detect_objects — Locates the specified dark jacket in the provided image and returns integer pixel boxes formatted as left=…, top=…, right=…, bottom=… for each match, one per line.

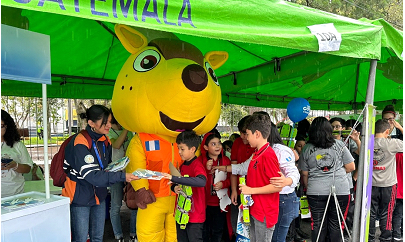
left=62, top=125, right=125, bottom=206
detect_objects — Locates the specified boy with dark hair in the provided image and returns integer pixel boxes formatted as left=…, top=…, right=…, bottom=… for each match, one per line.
left=162, top=130, right=207, bottom=242
left=369, top=119, right=403, bottom=242
left=229, top=115, right=255, bottom=237
left=239, top=113, right=282, bottom=241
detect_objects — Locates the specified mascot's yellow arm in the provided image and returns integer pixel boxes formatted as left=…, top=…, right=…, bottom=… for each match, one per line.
left=126, top=134, right=149, bottom=191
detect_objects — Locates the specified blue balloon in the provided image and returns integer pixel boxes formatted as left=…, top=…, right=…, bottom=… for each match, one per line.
left=287, top=98, right=311, bottom=123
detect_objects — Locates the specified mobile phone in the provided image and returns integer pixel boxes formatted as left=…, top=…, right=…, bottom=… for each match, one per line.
left=1, top=158, right=13, bottom=164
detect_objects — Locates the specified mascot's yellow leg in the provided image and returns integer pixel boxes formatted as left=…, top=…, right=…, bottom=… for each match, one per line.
left=137, top=196, right=177, bottom=242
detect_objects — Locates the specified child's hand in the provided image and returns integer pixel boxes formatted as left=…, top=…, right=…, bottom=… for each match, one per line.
left=349, top=130, right=360, bottom=142
left=270, top=172, right=287, bottom=188
left=213, top=165, right=225, bottom=172
left=162, top=173, right=172, bottom=181
left=206, top=159, right=213, bottom=170
left=174, top=185, right=182, bottom=194
left=231, top=191, right=238, bottom=205
left=214, top=181, right=223, bottom=191
left=239, top=183, right=253, bottom=195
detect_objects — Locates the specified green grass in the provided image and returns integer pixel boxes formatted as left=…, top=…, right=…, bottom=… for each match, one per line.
left=21, top=135, right=70, bottom=145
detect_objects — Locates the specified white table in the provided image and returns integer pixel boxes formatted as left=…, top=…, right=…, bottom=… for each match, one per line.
left=1, top=191, right=70, bottom=242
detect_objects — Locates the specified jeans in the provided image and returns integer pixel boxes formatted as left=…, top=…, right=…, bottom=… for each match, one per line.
left=110, top=182, right=138, bottom=239
left=71, top=200, right=106, bottom=242
left=203, top=205, right=226, bottom=242
left=369, top=186, right=397, bottom=242
left=307, top=194, right=350, bottom=242
left=250, top=215, right=275, bottom=242
left=392, top=199, right=403, bottom=239
left=272, top=192, right=300, bottom=242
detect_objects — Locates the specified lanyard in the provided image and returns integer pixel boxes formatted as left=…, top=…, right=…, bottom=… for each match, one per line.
left=92, top=140, right=105, bottom=170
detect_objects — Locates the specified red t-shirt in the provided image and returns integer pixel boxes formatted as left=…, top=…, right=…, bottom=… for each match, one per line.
left=396, top=153, right=403, bottom=199
left=180, top=158, right=207, bottom=223
left=198, top=155, right=231, bottom=207
left=231, top=137, right=256, bottom=164
left=231, top=137, right=256, bottom=195
left=247, top=143, right=280, bottom=228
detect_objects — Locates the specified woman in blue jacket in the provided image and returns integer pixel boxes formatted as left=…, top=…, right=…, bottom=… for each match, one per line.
left=62, top=105, right=139, bottom=242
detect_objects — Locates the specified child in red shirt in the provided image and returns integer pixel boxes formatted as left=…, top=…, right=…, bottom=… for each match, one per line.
left=199, top=132, right=231, bottom=242
left=230, top=115, right=256, bottom=237
left=162, top=130, right=207, bottom=242
left=239, top=113, right=282, bottom=242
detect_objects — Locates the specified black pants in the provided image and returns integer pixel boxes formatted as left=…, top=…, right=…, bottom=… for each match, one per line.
left=369, top=185, right=397, bottom=242
left=345, top=188, right=355, bottom=231
left=307, top=194, right=350, bottom=242
left=203, top=205, right=226, bottom=242
left=230, top=196, right=241, bottom=236
left=177, top=222, right=204, bottom=242
left=392, top=198, right=403, bottom=239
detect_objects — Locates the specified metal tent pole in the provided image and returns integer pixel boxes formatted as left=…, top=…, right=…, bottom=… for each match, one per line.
left=352, top=59, right=377, bottom=242
left=42, top=84, right=50, bottom=199
left=68, top=99, right=73, bottom=136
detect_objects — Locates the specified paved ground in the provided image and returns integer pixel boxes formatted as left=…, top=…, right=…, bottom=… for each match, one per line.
left=102, top=205, right=314, bottom=242
left=103, top=205, right=384, bottom=242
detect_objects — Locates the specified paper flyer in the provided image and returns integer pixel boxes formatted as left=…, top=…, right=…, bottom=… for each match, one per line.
left=105, top=156, right=130, bottom=172
left=1, top=196, right=45, bottom=211
left=133, top=168, right=164, bottom=180
left=214, top=170, right=231, bottom=211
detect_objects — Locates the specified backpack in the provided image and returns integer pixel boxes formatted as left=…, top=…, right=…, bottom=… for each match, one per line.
left=50, top=130, right=92, bottom=187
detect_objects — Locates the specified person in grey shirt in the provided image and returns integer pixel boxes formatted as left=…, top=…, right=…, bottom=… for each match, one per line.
left=298, top=117, right=355, bottom=242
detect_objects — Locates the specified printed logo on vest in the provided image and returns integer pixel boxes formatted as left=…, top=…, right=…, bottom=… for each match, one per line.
left=145, top=140, right=160, bottom=151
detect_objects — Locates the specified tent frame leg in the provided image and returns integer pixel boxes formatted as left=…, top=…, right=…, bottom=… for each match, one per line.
left=352, top=59, right=377, bottom=242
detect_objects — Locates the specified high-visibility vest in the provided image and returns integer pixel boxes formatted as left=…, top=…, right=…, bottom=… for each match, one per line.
left=139, top=133, right=183, bottom=197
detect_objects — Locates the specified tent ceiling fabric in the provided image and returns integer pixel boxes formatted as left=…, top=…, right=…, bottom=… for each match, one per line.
left=1, top=1, right=402, bottom=111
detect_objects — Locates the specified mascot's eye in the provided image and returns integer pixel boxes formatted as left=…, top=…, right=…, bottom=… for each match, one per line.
left=205, top=62, right=219, bottom=86
left=133, top=49, right=161, bottom=72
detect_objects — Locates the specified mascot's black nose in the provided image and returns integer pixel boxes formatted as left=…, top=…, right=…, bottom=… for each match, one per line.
left=182, top=64, right=208, bottom=92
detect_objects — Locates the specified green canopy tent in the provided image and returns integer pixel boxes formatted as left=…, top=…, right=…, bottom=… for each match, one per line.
left=1, top=0, right=402, bottom=111
left=1, top=1, right=403, bottom=241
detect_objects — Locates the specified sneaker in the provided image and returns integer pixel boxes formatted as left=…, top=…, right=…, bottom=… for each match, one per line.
left=129, top=236, right=137, bottom=242
left=393, top=237, right=403, bottom=242
left=116, top=238, right=125, bottom=242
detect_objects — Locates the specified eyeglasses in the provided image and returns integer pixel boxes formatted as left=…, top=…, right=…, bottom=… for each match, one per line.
left=208, top=142, right=222, bottom=147
left=332, top=125, right=342, bottom=129
left=1, top=124, right=6, bottom=129
left=383, top=118, right=395, bottom=122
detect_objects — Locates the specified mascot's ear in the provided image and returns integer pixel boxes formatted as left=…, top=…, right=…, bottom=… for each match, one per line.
left=205, top=51, right=229, bottom=70
left=115, top=24, right=148, bottom=54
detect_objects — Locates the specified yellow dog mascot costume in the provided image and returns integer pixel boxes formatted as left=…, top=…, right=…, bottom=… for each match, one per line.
left=111, top=24, right=228, bottom=242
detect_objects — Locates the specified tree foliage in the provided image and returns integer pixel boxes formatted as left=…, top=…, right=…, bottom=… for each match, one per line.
left=288, top=0, right=403, bottom=30
left=220, top=104, right=249, bottom=133
left=73, top=99, right=111, bottom=130
left=1, top=96, right=34, bottom=128
left=1, top=96, right=65, bottom=139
